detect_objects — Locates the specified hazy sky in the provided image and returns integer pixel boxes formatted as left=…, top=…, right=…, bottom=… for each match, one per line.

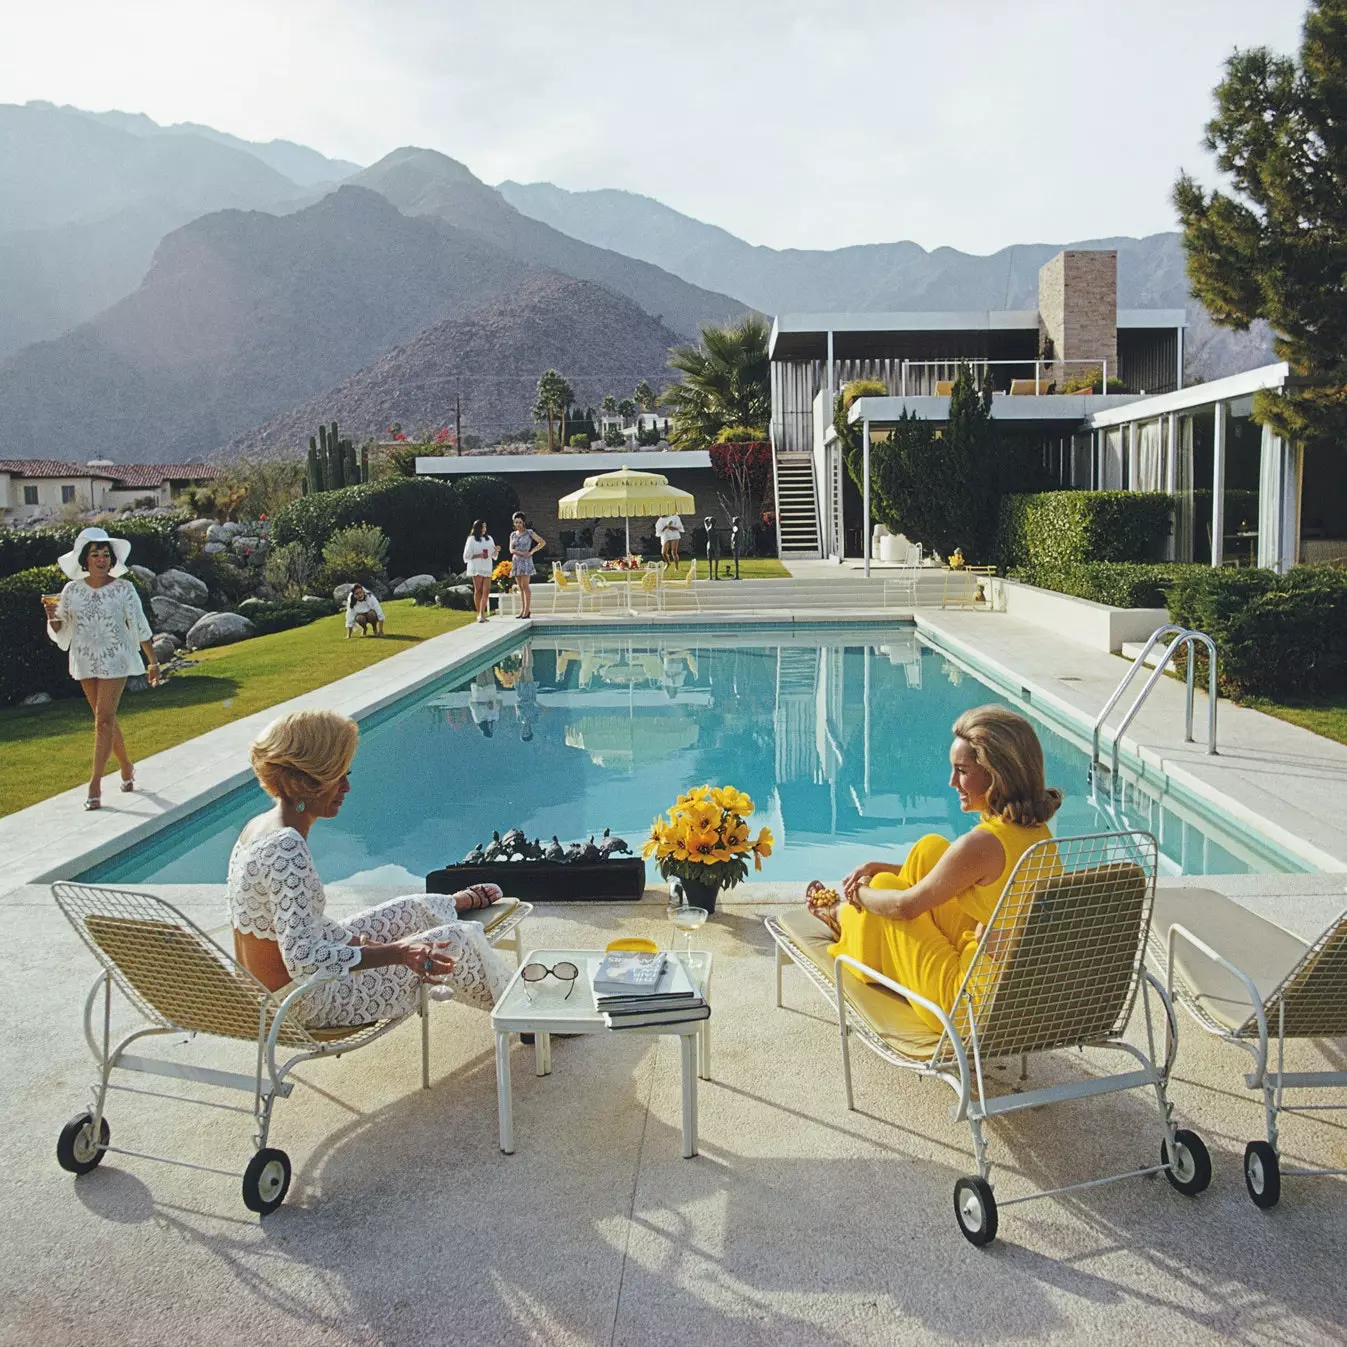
left=4, top=0, right=1309, bottom=254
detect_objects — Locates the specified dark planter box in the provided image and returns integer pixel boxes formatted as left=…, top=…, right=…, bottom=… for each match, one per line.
left=426, top=858, right=647, bottom=903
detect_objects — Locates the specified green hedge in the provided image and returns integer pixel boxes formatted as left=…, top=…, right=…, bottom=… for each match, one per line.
left=996, top=491, right=1175, bottom=569
left=0, top=566, right=78, bottom=705
left=1166, top=566, right=1347, bottom=699
left=271, top=477, right=518, bottom=576
left=0, top=517, right=185, bottom=578
left=236, top=599, right=339, bottom=636
left=1012, top=562, right=1203, bottom=609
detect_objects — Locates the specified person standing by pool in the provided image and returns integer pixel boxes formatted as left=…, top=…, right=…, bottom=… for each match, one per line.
left=344, top=583, right=385, bottom=639
left=515, top=644, right=538, bottom=741
left=656, top=513, right=685, bottom=570
left=227, top=709, right=512, bottom=1027
left=508, top=512, right=546, bottom=619
left=463, top=519, right=498, bottom=624
left=806, top=705, right=1062, bottom=1030
left=43, top=527, right=159, bottom=811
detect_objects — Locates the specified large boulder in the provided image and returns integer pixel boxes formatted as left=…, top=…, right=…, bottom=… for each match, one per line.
left=177, top=518, right=213, bottom=540
left=205, top=523, right=231, bottom=544
left=150, top=596, right=206, bottom=636
left=128, top=564, right=157, bottom=587
left=154, top=568, right=209, bottom=605
left=231, top=535, right=262, bottom=556
left=437, top=585, right=475, bottom=610
left=151, top=633, right=180, bottom=663
left=221, top=521, right=247, bottom=538
left=393, top=573, right=436, bottom=598
left=333, top=582, right=354, bottom=606
left=202, top=541, right=227, bottom=555
left=187, top=611, right=257, bottom=650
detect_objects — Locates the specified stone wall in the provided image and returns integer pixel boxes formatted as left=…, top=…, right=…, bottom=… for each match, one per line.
left=1038, top=250, right=1118, bottom=390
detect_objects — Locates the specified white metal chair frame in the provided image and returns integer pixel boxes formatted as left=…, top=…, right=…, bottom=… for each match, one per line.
left=1152, top=909, right=1347, bottom=1208
left=766, top=832, right=1210, bottom=1245
left=51, top=882, right=530, bottom=1215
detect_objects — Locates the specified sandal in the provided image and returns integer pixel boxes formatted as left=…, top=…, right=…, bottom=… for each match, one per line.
left=458, top=882, right=502, bottom=912
left=805, top=880, right=842, bottom=939
left=120, top=772, right=135, bottom=793
left=84, top=797, right=101, bottom=811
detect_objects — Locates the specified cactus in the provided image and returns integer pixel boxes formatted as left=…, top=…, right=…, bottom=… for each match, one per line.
left=306, top=436, right=324, bottom=494
left=344, top=439, right=358, bottom=486
left=360, top=442, right=370, bottom=483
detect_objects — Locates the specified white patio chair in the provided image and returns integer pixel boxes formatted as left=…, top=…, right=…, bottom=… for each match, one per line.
left=1149, top=888, right=1347, bottom=1209
left=51, top=883, right=530, bottom=1216
left=663, top=559, right=701, bottom=611
left=575, top=565, right=623, bottom=614
left=765, top=832, right=1210, bottom=1246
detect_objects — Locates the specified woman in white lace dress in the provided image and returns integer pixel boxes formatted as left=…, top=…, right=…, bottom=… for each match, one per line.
left=228, top=709, right=513, bottom=1027
left=43, top=527, right=159, bottom=811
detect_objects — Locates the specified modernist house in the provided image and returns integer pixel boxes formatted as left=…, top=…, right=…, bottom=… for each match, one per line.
left=768, top=249, right=1336, bottom=572
left=0, top=460, right=223, bottom=522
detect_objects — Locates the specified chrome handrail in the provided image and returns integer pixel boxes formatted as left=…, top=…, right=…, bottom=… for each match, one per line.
left=1091, top=625, right=1218, bottom=783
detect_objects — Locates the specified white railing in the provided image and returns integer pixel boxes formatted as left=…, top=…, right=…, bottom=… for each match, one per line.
left=888, top=358, right=1112, bottom=397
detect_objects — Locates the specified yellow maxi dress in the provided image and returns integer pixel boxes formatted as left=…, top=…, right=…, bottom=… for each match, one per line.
left=828, top=815, right=1053, bottom=1030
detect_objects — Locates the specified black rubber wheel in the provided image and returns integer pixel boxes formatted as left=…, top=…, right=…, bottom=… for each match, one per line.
left=241, top=1148, right=291, bottom=1216
left=1244, top=1140, right=1281, bottom=1209
left=56, top=1112, right=109, bottom=1176
left=953, top=1176, right=999, bottom=1247
left=1162, top=1128, right=1212, bottom=1196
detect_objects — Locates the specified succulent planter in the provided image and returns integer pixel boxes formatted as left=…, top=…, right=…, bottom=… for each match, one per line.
left=425, top=858, right=646, bottom=903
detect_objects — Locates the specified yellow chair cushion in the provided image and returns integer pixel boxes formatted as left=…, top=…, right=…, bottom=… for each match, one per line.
left=777, top=909, right=939, bottom=1060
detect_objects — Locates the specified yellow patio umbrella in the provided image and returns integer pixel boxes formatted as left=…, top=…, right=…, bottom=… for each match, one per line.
left=564, top=716, right=699, bottom=770
left=557, top=467, right=695, bottom=556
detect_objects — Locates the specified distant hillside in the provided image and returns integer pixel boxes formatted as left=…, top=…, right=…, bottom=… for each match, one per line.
left=497, top=181, right=1276, bottom=379
left=0, top=187, right=546, bottom=462
left=0, top=102, right=313, bottom=357
left=226, top=274, right=684, bottom=455
left=355, top=149, right=749, bottom=339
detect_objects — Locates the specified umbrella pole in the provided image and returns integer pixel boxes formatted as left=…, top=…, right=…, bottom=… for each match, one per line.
left=625, top=517, right=631, bottom=556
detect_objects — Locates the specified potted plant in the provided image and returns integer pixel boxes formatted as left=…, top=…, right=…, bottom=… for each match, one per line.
left=643, top=785, right=773, bottom=914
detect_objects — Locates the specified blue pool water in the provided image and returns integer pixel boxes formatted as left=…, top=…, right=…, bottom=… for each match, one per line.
left=82, top=626, right=1304, bottom=888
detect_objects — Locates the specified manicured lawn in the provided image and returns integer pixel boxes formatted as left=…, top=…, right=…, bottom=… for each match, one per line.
left=0, top=601, right=475, bottom=817
left=698, top=557, right=790, bottom=579
left=1246, top=694, right=1347, bottom=747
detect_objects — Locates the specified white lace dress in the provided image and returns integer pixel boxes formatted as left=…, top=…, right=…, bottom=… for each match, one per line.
left=47, top=578, right=151, bottom=680
left=226, top=826, right=513, bottom=1027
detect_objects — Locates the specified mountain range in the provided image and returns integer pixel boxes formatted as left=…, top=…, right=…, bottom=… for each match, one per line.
left=0, top=102, right=1276, bottom=465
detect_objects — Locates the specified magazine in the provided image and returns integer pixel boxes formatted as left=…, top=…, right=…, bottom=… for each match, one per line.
left=592, top=951, right=668, bottom=993
left=604, top=1002, right=711, bottom=1031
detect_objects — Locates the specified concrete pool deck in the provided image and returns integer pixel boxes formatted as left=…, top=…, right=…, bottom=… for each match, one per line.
left=4, top=888, right=1346, bottom=1346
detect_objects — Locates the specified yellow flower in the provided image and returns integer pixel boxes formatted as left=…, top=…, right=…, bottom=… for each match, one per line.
left=683, top=801, right=720, bottom=834
left=723, top=820, right=750, bottom=852
left=676, top=785, right=713, bottom=808
left=711, top=786, right=753, bottom=816
left=753, top=827, right=774, bottom=858
left=684, top=827, right=721, bottom=863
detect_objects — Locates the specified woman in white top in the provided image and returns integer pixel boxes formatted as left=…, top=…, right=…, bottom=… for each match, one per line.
left=227, top=709, right=512, bottom=1027
left=657, top=513, right=685, bottom=570
left=462, top=519, right=498, bottom=624
left=43, top=527, right=159, bottom=811
left=344, top=583, right=385, bottom=638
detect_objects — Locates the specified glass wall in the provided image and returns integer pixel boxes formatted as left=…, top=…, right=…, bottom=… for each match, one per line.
left=1223, top=396, right=1262, bottom=567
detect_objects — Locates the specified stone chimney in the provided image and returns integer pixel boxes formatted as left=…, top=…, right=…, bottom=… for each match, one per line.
left=1038, top=250, right=1117, bottom=391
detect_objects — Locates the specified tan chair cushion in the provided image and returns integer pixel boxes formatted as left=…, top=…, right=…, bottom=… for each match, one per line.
left=1152, top=888, right=1308, bottom=1033
left=777, top=909, right=940, bottom=1060
left=462, top=898, right=521, bottom=937
left=934, top=380, right=954, bottom=396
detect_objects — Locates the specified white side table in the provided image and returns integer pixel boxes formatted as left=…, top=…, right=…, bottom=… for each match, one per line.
left=490, top=948, right=712, bottom=1159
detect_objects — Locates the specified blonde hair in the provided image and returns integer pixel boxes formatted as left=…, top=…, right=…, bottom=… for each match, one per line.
left=952, top=705, right=1062, bottom=826
left=250, top=710, right=358, bottom=808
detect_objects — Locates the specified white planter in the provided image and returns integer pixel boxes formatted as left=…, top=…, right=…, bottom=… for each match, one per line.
left=987, top=578, right=1169, bottom=654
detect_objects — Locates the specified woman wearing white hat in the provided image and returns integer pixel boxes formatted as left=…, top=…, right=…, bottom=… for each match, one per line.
left=43, top=527, right=159, bottom=810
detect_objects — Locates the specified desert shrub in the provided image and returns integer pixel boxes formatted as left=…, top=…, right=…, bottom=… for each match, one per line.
left=0, top=516, right=184, bottom=578
left=321, top=525, right=390, bottom=586
left=1012, top=562, right=1203, bottom=608
left=996, top=491, right=1175, bottom=569
left=568, top=433, right=591, bottom=449
left=1057, top=366, right=1127, bottom=394
left=182, top=550, right=253, bottom=606
left=236, top=599, right=339, bottom=636
left=603, top=425, right=625, bottom=448
left=263, top=542, right=320, bottom=600
left=0, top=566, right=76, bottom=705
left=1166, top=565, right=1347, bottom=699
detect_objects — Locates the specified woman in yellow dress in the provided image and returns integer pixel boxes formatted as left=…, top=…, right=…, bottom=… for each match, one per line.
left=807, top=705, right=1062, bottom=1030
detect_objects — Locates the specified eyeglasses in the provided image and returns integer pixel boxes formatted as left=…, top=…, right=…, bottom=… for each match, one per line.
left=520, top=960, right=579, bottom=1000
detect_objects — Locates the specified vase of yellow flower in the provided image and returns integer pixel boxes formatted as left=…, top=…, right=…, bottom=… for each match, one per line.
left=642, top=784, right=773, bottom=914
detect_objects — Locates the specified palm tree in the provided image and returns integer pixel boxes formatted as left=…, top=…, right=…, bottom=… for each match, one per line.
left=662, top=314, right=771, bottom=449
left=634, top=379, right=657, bottom=411
left=533, top=369, right=576, bottom=452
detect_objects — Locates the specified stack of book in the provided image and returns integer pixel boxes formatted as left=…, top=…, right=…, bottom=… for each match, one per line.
left=591, top=951, right=710, bottom=1030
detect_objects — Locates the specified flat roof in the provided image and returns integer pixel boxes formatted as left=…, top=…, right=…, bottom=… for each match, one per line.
left=769, top=309, right=1186, bottom=359
left=846, top=392, right=1143, bottom=426
left=416, top=450, right=711, bottom=475
left=1086, top=362, right=1290, bottom=428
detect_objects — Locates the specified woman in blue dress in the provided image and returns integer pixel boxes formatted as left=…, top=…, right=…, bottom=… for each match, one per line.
left=508, top=512, right=546, bottom=618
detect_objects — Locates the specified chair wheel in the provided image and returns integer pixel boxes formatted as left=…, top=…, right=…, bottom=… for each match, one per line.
left=1162, top=1128, right=1211, bottom=1196
left=953, top=1176, right=998, bottom=1246
left=241, top=1147, right=292, bottom=1216
left=56, top=1111, right=109, bottom=1176
left=1244, top=1140, right=1281, bottom=1209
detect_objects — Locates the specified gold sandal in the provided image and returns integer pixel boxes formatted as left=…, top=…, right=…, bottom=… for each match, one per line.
left=805, top=881, right=842, bottom=939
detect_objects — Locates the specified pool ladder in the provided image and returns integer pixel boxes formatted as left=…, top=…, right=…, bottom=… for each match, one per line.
left=1090, top=625, right=1218, bottom=785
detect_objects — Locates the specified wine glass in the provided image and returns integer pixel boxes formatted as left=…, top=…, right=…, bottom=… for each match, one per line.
left=666, top=878, right=709, bottom=959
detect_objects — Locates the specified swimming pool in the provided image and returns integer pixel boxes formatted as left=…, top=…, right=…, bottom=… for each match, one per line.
left=82, top=625, right=1306, bottom=888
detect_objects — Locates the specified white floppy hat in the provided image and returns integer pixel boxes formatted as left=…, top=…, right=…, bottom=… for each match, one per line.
left=57, top=527, right=132, bottom=580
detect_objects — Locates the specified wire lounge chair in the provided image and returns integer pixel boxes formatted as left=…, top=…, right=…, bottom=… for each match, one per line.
left=1149, top=887, right=1347, bottom=1209
left=51, top=883, right=531, bottom=1216
left=550, top=563, right=581, bottom=613
left=765, top=831, right=1210, bottom=1245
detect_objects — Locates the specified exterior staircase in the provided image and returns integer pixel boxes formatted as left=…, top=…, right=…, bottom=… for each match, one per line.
left=773, top=453, right=821, bottom=559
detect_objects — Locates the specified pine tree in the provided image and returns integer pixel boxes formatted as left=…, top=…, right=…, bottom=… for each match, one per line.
left=1174, top=1, right=1347, bottom=441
